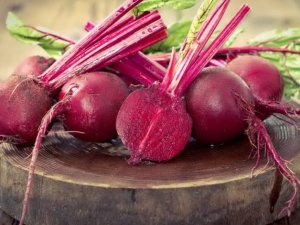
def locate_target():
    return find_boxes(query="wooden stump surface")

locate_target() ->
[0,116,300,224]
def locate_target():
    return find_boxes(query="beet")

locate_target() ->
[13,55,55,76]
[0,55,54,145]
[19,71,130,224]
[58,72,130,142]
[226,55,284,120]
[185,65,299,216]
[1,4,166,148]
[0,75,52,145]
[185,67,254,144]
[116,85,192,164]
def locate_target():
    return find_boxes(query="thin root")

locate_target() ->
[234,91,300,216]
[19,94,71,225]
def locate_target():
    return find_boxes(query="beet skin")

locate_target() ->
[0,75,52,145]
[59,72,130,142]
[13,55,55,76]
[226,55,284,120]
[185,67,255,144]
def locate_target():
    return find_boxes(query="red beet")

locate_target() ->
[185,66,299,216]
[185,67,254,144]
[0,56,54,145]
[13,55,55,76]
[0,75,52,145]
[224,55,300,214]
[226,55,284,120]
[20,71,130,224]
[58,71,130,142]
[116,84,192,164]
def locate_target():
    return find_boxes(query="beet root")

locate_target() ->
[19,71,130,224]
[0,75,52,145]
[13,55,55,76]
[235,93,300,216]
[185,67,255,144]
[58,71,130,142]
[226,55,300,131]
[185,66,300,215]
[226,55,284,120]
[116,84,192,164]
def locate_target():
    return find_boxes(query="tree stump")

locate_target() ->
[0,116,300,225]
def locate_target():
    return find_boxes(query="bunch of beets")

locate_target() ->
[1,0,300,224]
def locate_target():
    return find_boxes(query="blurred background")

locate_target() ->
[0,0,299,80]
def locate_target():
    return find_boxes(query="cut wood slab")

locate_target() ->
[0,115,300,225]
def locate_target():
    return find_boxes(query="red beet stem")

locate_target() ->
[48,22,166,92]
[19,95,71,225]
[61,11,161,71]
[96,29,167,70]
[84,14,135,37]
[84,20,95,32]
[38,0,145,89]
[208,58,227,67]
[147,53,172,67]
[109,56,157,86]
[171,4,251,96]
[127,52,166,81]
[144,45,300,66]
[86,20,166,85]
[165,0,231,94]
[161,48,178,89]
[216,46,300,56]
[40,13,165,87]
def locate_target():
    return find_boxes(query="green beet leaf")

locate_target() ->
[6,12,73,59]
